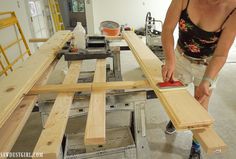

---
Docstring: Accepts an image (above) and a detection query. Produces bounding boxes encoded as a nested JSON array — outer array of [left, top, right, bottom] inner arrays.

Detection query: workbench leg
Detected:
[[134, 101, 151, 159]]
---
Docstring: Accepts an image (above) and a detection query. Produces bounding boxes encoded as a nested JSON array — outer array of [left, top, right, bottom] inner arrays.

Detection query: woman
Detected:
[[161, 0, 236, 158]]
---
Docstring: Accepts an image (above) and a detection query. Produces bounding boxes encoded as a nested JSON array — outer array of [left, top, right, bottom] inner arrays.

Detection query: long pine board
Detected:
[[123, 31, 226, 154], [29, 80, 149, 94], [123, 31, 213, 129], [0, 60, 58, 153], [0, 96, 36, 153], [84, 59, 106, 145], [0, 31, 72, 128], [123, 32, 213, 129], [33, 61, 82, 159]]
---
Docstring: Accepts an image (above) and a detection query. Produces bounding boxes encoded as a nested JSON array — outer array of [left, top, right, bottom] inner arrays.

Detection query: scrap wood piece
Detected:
[[123, 31, 214, 130], [33, 61, 82, 159], [85, 59, 106, 145], [193, 127, 227, 154], [29, 38, 49, 43], [0, 30, 72, 128], [28, 80, 150, 94], [0, 59, 58, 154]]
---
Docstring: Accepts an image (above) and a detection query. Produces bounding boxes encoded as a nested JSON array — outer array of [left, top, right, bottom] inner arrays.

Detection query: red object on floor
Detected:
[[157, 80, 185, 88]]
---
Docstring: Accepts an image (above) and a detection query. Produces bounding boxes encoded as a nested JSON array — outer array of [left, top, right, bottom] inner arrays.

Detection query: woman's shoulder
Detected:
[[226, 2, 236, 21], [225, 1, 236, 11], [223, 7, 236, 32]]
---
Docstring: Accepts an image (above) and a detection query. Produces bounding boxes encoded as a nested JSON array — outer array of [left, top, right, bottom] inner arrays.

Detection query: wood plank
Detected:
[[33, 61, 82, 159], [84, 59, 106, 145], [0, 59, 58, 154], [193, 127, 227, 154], [29, 38, 49, 43], [28, 80, 149, 94], [92, 80, 149, 90], [123, 31, 226, 154], [105, 36, 123, 41], [30, 83, 91, 94], [123, 31, 214, 130], [0, 31, 72, 128], [0, 96, 36, 154]]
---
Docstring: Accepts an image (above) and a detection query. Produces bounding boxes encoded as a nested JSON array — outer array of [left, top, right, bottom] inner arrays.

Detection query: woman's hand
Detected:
[[195, 81, 210, 104], [161, 62, 175, 82]]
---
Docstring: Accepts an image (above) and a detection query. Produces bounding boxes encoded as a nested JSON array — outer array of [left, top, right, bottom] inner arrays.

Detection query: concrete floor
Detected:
[[11, 40, 236, 159]]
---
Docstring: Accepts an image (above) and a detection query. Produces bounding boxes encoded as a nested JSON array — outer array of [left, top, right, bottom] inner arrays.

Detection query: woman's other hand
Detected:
[[195, 81, 210, 104]]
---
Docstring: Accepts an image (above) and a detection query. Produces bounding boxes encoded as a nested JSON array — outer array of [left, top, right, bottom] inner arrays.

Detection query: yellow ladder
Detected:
[[0, 12, 32, 76], [48, 0, 65, 32]]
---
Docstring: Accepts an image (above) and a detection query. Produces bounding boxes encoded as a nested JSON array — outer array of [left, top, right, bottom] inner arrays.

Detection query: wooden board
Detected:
[[123, 31, 227, 154], [193, 127, 227, 154], [0, 96, 36, 153], [0, 31, 72, 128], [84, 59, 107, 145], [123, 31, 214, 130], [0, 60, 58, 154], [29, 80, 149, 94], [29, 38, 48, 43], [33, 61, 82, 159], [105, 36, 123, 41]]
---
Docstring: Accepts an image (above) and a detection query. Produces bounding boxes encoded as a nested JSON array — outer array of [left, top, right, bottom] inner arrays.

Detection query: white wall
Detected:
[[91, 0, 172, 34], [85, 0, 95, 34]]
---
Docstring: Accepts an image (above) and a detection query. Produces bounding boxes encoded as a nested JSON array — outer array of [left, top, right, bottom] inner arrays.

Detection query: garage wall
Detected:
[[91, 0, 172, 34], [85, 0, 95, 35]]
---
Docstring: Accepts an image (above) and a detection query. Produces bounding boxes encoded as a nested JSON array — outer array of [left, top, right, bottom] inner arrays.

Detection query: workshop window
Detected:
[[71, 0, 85, 13]]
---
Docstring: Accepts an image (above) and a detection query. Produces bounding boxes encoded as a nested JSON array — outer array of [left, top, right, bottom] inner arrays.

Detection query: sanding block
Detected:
[[157, 80, 187, 92]]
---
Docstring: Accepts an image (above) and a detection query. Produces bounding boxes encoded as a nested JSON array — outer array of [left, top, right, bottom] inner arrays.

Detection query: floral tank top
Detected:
[[178, 0, 235, 58]]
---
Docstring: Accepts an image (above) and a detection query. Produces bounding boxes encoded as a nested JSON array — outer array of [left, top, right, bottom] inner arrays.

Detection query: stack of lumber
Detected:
[[0, 31, 72, 153], [0, 31, 72, 128], [123, 31, 226, 154], [0, 59, 58, 152]]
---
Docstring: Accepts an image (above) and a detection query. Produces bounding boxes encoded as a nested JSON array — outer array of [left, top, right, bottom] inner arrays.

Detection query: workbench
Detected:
[[0, 30, 227, 159]]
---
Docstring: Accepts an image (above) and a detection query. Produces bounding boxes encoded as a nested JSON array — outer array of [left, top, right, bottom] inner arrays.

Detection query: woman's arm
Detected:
[[161, 0, 184, 81], [204, 11, 236, 80], [196, 10, 236, 103]]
